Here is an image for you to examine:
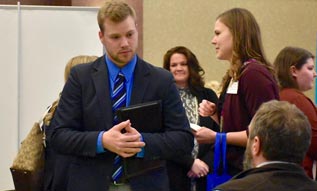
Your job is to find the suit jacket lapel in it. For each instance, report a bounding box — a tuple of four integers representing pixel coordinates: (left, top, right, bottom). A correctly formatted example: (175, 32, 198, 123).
(92, 57, 113, 129)
(130, 58, 150, 105)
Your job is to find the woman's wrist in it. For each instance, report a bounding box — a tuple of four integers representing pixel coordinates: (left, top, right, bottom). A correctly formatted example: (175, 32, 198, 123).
(210, 108, 217, 116)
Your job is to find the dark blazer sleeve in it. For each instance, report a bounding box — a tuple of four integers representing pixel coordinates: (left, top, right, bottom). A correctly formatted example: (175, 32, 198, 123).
(50, 62, 104, 157)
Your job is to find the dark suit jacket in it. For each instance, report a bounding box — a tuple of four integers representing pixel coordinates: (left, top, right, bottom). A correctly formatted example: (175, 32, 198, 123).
(167, 87, 220, 191)
(214, 163, 317, 191)
(49, 56, 194, 191)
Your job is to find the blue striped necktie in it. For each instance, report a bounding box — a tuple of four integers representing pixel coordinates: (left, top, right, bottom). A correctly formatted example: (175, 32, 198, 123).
(112, 72, 127, 123)
(111, 72, 126, 183)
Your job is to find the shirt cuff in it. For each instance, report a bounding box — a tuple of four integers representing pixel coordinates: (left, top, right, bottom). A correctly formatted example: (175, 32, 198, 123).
(136, 134, 144, 158)
(96, 131, 106, 153)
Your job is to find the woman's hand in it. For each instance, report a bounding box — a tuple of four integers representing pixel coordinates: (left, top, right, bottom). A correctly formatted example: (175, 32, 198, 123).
(193, 127, 216, 144)
(187, 159, 209, 178)
(199, 99, 219, 124)
(199, 99, 217, 117)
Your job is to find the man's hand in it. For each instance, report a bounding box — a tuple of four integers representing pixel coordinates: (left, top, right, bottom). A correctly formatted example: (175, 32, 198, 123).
(102, 120, 145, 158)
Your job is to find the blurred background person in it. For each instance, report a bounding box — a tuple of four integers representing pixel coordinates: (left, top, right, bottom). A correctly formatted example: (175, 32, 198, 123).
(198, 8, 279, 176)
(43, 55, 98, 191)
(274, 46, 317, 179)
(214, 100, 317, 191)
(205, 80, 221, 97)
(163, 46, 219, 191)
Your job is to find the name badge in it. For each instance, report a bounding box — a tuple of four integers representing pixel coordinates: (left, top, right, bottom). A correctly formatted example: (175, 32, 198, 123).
(227, 81, 238, 94)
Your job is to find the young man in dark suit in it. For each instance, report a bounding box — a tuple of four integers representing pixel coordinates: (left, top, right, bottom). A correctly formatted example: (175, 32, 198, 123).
(214, 100, 317, 191)
(49, 1, 193, 191)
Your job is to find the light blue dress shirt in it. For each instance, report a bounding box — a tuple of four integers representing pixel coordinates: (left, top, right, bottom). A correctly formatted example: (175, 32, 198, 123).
(96, 54, 144, 157)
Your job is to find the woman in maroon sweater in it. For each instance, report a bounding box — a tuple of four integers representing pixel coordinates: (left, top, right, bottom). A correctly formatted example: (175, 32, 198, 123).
(196, 8, 279, 175)
(274, 46, 317, 179)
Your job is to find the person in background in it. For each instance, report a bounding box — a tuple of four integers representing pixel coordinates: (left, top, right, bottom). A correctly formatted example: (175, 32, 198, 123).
(273, 46, 317, 179)
(163, 46, 219, 191)
(49, 1, 193, 191)
(43, 55, 98, 191)
(213, 100, 317, 191)
(198, 8, 279, 176)
(205, 80, 221, 97)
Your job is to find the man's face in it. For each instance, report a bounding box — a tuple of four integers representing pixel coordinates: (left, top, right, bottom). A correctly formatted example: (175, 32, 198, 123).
(99, 16, 138, 67)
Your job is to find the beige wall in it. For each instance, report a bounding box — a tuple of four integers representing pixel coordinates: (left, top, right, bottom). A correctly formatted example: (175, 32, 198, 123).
(143, 0, 317, 99)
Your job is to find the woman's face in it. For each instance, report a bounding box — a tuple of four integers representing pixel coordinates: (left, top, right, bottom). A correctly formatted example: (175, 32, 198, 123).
(169, 53, 189, 88)
(291, 58, 316, 92)
(211, 19, 233, 61)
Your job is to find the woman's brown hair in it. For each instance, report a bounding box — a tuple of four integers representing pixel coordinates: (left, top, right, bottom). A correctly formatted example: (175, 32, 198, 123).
(217, 8, 274, 93)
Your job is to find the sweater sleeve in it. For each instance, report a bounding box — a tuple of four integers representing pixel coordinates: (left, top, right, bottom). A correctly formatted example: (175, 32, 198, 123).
(285, 94, 317, 160)
(239, 66, 279, 118)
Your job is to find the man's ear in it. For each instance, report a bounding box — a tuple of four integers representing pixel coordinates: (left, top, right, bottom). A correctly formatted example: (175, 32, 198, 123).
(98, 31, 104, 41)
(252, 136, 261, 156)
(99, 31, 107, 47)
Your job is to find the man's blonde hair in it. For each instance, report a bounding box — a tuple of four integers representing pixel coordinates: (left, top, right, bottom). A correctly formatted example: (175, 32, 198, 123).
(97, 0, 136, 32)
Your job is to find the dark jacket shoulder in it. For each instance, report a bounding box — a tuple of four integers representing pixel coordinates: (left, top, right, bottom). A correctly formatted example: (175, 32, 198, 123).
(214, 163, 317, 191)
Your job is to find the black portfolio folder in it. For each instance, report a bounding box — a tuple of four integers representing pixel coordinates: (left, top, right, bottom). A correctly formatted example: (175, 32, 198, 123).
(116, 100, 162, 133)
(116, 100, 165, 178)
